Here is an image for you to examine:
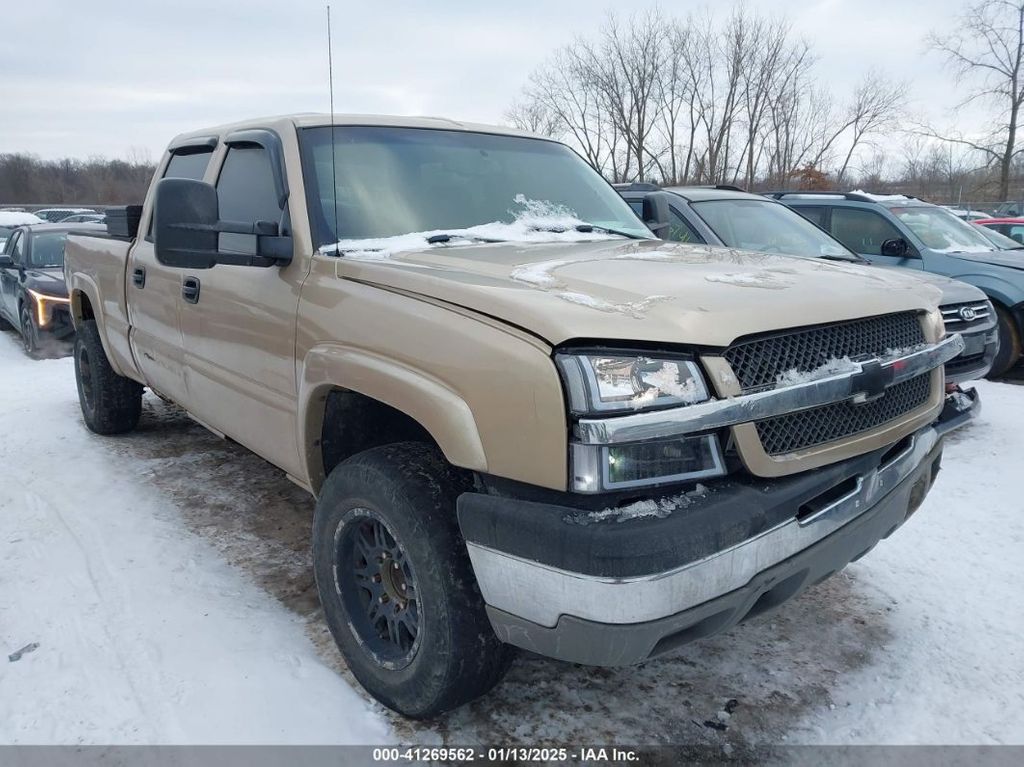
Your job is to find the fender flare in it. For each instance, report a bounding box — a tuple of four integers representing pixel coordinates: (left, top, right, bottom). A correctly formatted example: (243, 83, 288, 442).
(298, 343, 487, 494)
(69, 279, 130, 378)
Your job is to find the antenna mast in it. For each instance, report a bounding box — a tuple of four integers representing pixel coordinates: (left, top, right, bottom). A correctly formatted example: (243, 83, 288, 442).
(327, 4, 340, 249)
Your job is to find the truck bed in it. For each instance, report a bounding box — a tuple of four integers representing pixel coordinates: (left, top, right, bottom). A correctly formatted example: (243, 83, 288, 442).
(64, 232, 141, 381)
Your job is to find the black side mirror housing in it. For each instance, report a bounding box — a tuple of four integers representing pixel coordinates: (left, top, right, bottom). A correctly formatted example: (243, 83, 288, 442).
(153, 178, 292, 269)
(880, 237, 910, 258)
(0, 254, 13, 269)
(641, 191, 673, 239)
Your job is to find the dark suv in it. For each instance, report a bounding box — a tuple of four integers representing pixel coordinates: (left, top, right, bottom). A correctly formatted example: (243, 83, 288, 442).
(617, 184, 998, 396)
(0, 223, 103, 357)
(768, 191, 1022, 377)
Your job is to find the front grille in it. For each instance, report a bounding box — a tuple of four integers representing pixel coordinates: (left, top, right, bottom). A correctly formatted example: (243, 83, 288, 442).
(723, 312, 931, 456)
(940, 301, 992, 332)
(755, 373, 932, 455)
(724, 312, 925, 393)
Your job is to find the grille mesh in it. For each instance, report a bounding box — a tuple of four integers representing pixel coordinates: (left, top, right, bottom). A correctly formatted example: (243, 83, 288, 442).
(724, 312, 925, 393)
(755, 374, 932, 455)
(723, 312, 931, 456)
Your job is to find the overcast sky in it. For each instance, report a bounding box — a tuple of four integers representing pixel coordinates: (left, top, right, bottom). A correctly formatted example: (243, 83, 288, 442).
(0, 0, 981, 161)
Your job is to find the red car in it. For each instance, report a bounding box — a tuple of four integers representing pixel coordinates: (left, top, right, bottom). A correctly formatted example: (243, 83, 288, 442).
(974, 218, 1024, 246)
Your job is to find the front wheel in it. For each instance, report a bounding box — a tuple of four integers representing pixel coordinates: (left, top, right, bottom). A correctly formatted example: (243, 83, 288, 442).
(988, 305, 1022, 378)
(313, 442, 514, 718)
(74, 319, 143, 434)
(20, 304, 40, 358)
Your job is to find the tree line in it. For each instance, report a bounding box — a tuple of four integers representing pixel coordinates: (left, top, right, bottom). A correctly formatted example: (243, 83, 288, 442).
(0, 152, 155, 207)
(507, 0, 1024, 205)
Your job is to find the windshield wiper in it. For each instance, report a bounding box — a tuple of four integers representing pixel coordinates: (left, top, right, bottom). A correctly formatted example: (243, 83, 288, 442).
(818, 253, 869, 264)
(531, 223, 648, 240)
(425, 233, 506, 244)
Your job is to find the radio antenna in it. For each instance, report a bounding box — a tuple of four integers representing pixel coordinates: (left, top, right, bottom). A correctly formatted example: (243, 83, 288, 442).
(327, 3, 340, 252)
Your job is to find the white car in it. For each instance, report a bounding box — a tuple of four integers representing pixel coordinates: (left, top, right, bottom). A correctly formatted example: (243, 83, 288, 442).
(0, 211, 44, 250)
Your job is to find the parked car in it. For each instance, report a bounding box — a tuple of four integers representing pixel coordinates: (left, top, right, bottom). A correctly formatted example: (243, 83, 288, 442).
(66, 114, 960, 717)
(943, 205, 991, 222)
(771, 191, 1024, 377)
(0, 223, 103, 356)
(0, 210, 44, 250)
(32, 207, 98, 223)
(973, 217, 1024, 246)
(617, 184, 998, 396)
(60, 213, 106, 224)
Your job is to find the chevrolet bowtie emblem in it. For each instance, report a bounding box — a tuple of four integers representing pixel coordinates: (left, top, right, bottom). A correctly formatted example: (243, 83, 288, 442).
(849, 360, 895, 405)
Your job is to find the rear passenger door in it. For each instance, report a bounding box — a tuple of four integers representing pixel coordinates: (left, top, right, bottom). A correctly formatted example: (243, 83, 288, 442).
(128, 139, 216, 404)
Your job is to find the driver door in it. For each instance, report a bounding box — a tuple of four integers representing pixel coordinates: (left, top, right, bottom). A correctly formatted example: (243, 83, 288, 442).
(827, 207, 920, 269)
(0, 231, 24, 325)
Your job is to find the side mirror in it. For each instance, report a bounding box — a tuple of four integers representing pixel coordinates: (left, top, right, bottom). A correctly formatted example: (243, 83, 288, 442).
(153, 178, 292, 269)
(880, 238, 910, 258)
(641, 191, 672, 239)
(0, 254, 13, 269)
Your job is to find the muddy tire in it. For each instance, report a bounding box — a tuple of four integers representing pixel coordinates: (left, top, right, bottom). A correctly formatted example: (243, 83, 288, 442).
(313, 442, 514, 718)
(20, 303, 41, 359)
(74, 319, 143, 434)
(988, 305, 1022, 378)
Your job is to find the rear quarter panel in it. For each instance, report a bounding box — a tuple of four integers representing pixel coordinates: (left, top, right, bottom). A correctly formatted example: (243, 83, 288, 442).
(65, 235, 142, 381)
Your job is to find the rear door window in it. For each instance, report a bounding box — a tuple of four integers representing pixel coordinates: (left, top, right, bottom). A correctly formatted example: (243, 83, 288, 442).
(147, 147, 215, 238)
(791, 205, 827, 228)
(668, 207, 705, 244)
(164, 148, 213, 181)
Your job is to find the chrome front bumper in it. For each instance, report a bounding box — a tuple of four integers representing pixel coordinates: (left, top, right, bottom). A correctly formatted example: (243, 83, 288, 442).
(463, 425, 943, 664)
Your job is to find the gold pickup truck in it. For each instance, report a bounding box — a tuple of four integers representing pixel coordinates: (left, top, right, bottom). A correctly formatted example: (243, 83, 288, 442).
(64, 114, 963, 718)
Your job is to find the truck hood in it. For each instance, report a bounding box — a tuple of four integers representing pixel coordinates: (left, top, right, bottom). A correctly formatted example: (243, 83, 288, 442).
(335, 239, 943, 348)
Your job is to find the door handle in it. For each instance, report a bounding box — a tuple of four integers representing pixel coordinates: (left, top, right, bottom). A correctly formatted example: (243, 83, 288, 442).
(182, 277, 201, 304)
(132, 266, 146, 288)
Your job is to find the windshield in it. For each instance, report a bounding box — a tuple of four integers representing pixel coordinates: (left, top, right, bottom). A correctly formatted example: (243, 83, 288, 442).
(888, 205, 995, 253)
(299, 126, 652, 248)
(29, 232, 68, 268)
(690, 198, 858, 260)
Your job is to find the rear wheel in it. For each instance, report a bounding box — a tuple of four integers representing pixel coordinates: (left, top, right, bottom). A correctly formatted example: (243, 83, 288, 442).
(74, 319, 143, 434)
(19, 304, 40, 359)
(313, 442, 514, 718)
(988, 305, 1022, 378)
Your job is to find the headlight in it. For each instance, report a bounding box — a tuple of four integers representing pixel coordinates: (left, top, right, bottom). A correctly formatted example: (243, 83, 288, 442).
(556, 351, 726, 493)
(27, 288, 70, 327)
(555, 352, 711, 415)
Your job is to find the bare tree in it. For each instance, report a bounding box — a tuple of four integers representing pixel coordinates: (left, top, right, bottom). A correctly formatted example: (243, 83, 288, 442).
(833, 72, 906, 184)
(928, 0, 1024, 199)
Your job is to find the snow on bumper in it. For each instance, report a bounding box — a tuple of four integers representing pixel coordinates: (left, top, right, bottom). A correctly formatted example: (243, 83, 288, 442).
(458, 425, 944, 666)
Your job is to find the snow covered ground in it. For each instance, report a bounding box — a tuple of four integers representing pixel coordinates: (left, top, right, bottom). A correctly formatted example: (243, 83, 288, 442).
(0, 327, 1021, 748)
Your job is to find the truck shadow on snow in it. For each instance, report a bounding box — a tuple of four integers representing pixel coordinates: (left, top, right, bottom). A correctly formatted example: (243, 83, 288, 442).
(112, 393, 898, 750)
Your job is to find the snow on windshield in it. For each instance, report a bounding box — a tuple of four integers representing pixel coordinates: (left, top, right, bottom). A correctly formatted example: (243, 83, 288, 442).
(320, 195, 628, 258)
(890, 206, 994, 253)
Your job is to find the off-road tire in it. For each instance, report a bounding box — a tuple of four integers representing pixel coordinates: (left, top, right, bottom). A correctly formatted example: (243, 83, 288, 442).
(74, 319, 142, 434)
(20, 303, 41, 359)
(313, 442, 514, 718)
(988, 305, 1022, 378)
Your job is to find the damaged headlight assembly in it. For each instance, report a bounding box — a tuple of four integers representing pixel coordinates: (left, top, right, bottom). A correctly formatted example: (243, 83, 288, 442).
(556, 352, 726, 493)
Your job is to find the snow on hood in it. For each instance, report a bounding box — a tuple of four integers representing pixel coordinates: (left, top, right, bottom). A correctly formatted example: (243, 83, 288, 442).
(0, 211, 44, 226)
(321, 196, 633, 259)
(332, 237, 945, 348)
